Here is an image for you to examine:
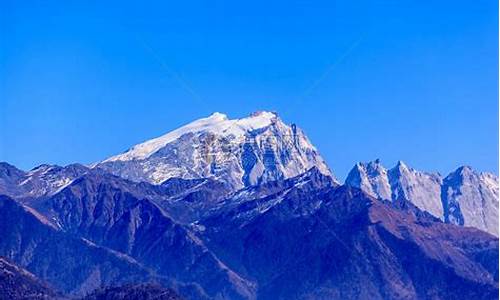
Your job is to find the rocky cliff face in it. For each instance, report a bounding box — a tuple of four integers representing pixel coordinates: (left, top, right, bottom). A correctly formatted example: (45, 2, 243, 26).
(442, 166, 499, 236)
(345, 160, 498, 236)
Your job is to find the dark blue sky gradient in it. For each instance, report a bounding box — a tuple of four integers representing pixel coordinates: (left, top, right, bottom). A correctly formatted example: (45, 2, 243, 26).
(1, 0, 498, 179)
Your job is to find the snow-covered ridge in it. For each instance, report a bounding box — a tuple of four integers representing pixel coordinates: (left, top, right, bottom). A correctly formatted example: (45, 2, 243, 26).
(97, 111, 333, 188)
(104, 111, 283, 163)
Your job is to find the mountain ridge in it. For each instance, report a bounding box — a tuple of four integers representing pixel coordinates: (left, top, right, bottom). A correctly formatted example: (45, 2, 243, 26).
(0, 111, 498, 299)
(345, 159, 499, 236)
(95, 111, 334, 188)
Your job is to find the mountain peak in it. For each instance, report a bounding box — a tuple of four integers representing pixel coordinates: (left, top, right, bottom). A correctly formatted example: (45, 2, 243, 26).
(249, 110, 278, 118)
(346, 160, 445, 219)
(352, 159, 386, 174)
(448, 166, 498, 183)
(442, 165, 499, 236)
(98, 111, 332, 188)
(367, 159, 384, 169)
(444, 166, 477, 184)
(456, 165, 474, 174)
(346, 160, 499, 236)
(346, 160, 391, 200)
(207, 112, 228, 121)
(394, 160, 408, 170)
(103, 111, 282, 163)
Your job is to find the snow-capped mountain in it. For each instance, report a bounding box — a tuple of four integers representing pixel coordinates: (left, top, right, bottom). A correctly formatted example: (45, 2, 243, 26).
(0, 116, 498, 299)
(345, 160, 499, 236)
(96, 111, 334, 189)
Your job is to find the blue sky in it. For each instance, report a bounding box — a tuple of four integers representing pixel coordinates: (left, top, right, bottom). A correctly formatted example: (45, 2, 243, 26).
(1, 0, 498, 179)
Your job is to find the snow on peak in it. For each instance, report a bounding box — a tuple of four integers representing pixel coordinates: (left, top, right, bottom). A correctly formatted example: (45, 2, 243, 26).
(208, 112, 228, 120)
(97, 110, 333, 188)
(103, 111, 281, 163)
(395, 160, 409, 170)
(250, 110, 278, 118)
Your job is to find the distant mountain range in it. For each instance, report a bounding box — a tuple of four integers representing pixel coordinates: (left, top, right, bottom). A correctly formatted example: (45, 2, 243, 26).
(0, 111, 497, 299)
(345, 159, 498, 236)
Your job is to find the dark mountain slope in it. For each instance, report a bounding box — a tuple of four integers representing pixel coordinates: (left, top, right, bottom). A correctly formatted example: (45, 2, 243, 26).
(0, 195, 156, 297)
(0, 256, 60, 300)
(82, 283, 183, 300)
(2, 162, 497, 300)
(201, 180, 498, 300)
(158, 177, 232, 223)
(37, 172, 256, 300)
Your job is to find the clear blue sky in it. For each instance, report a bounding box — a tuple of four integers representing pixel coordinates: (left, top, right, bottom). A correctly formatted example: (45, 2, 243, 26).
(1, 0, 498, 179)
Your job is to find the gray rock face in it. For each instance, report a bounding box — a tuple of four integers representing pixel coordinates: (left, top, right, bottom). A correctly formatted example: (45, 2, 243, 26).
(344, 159, 392, 200)
(345, 160, 499, 236)
(388, 161, 444, 218)
(442, 166, 499, 236)
(345, 160, 443, 218)
(96, 112, 333, 189)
